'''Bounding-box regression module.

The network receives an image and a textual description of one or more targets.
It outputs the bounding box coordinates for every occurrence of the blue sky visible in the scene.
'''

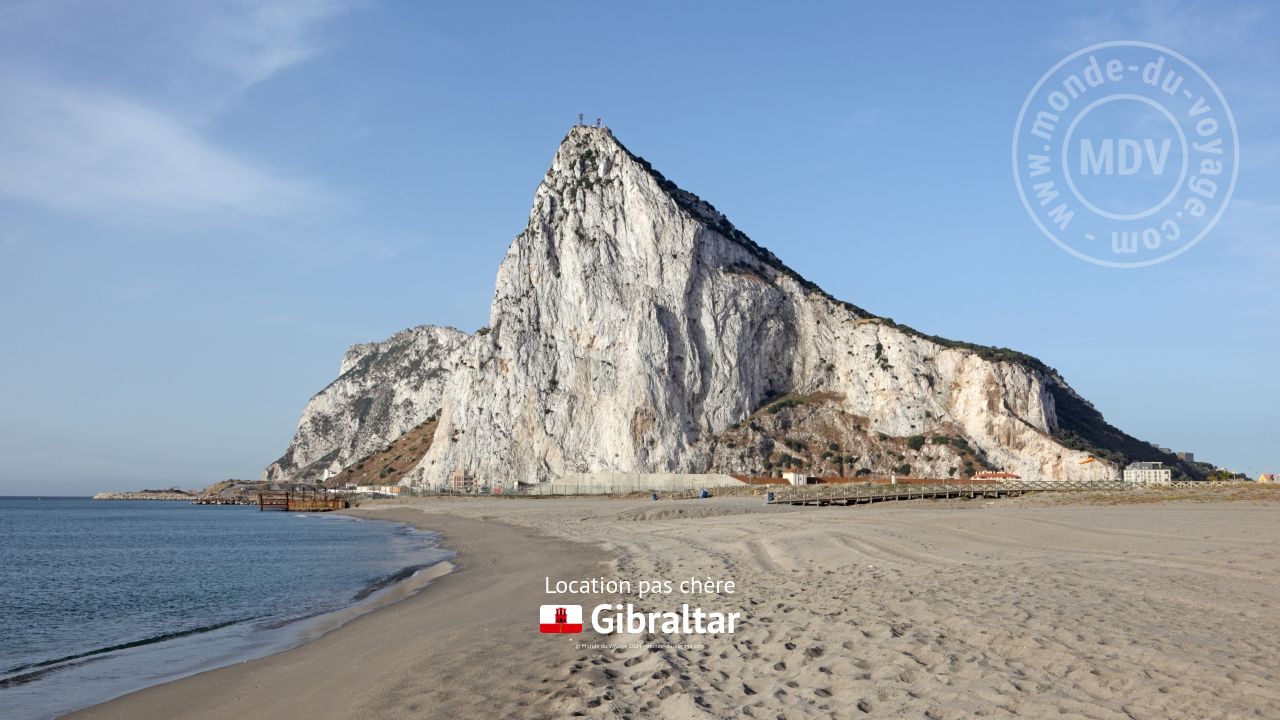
[1,0,1277,494]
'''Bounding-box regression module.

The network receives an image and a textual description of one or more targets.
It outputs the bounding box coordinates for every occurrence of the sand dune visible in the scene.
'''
[71,492,1280,719]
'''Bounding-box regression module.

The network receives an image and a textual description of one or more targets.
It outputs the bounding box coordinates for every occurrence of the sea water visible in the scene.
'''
[0,497,451,719]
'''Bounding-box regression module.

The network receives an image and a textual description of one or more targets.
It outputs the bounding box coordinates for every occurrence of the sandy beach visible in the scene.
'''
[69,488,1280,719]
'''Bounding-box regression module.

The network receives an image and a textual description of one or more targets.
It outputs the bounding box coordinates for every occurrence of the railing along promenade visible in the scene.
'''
[765,481,1133,506]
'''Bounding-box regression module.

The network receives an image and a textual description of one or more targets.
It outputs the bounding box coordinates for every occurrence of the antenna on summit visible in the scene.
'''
[577,113,584,126]
[595,117,601,128]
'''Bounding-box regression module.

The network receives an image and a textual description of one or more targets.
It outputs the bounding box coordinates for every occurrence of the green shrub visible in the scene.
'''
[906,435,926,451]
[766,398,802,414]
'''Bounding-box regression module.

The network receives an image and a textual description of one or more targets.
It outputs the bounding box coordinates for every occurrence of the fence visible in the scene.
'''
[524,472,743,496]
[766,480,1134,506]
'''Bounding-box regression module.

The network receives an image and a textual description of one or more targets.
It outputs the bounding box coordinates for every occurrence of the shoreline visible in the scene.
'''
[64,493,1280,718]
[11,510,449,720]
[12,518,449,687]
[63,506,611,720]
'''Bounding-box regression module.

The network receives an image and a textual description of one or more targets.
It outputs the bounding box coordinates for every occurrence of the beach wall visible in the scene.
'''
[527,472,743,495]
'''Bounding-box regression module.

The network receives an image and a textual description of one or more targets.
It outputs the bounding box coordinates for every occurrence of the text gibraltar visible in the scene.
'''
[591,603,740,635]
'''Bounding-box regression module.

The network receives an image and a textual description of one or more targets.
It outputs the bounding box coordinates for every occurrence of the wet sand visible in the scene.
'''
[65,509,610,720]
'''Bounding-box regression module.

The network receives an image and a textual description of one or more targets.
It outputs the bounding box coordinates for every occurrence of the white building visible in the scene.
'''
[1124,462,1172,486]
[781,470,811,486]
[355,484,404,497]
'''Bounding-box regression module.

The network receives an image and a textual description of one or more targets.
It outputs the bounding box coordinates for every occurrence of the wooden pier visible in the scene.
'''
[257,490,351,512]
[766,481,1131,506]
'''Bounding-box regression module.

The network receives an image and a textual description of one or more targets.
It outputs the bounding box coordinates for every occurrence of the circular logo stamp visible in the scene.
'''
[1012,41,1238,268]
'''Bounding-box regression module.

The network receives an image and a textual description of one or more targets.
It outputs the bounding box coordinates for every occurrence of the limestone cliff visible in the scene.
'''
[263,325,468,483]
[266,126,1197,486]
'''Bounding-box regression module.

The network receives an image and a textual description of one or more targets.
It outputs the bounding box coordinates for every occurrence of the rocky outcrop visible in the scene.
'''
[266,126,1198,487]
[263,325,469,484]
[92,490,193,500]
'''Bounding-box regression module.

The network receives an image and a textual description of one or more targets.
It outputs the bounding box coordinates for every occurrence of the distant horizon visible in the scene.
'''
[3,1,1278,494]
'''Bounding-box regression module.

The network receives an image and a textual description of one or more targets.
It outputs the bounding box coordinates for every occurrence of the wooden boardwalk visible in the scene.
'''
[766,481,1132,506]
[257,491,351,512]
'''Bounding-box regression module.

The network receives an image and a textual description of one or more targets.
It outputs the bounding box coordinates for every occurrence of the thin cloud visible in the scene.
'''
[1217,197,1280,261]
[1054,0,1273,56]
[193,0,359,89]
[0,77,316,217]
[0,0,359,219]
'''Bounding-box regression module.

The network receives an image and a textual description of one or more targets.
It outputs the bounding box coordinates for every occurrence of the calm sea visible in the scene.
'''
[0,497,451,720]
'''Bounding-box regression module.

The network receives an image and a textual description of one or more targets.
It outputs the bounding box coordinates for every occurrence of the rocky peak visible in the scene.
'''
[540,127,798,288]
[264,126,1206,487]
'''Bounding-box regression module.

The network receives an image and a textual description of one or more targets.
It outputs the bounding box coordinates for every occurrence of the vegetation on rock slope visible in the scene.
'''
[323,418,438,488]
